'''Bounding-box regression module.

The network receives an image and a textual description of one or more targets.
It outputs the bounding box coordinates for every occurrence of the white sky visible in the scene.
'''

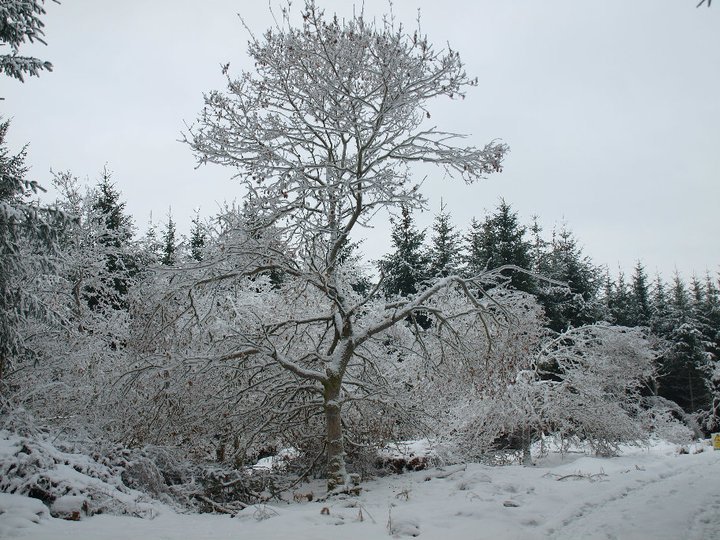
[3,0,719,280]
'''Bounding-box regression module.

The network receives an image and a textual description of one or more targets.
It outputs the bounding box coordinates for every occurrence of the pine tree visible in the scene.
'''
[160,209,177,266]
[0,0,54,82]
[528,215,547,274]
[536,224,600,332]
[141,213,162,265]
[651,274,671,336]
[608,270,633,326]
[657,272,713,416]
[464,217,485,277]
[428,201,461,278]
[380,206,429,298]
[598,267,614,323]
[189,210,206,262]
[701,272,720,430]
[701,273,720,355]
[465,199,533,292]
[630,261,652,327]
[0,119,63,381]
[87,169,136,310]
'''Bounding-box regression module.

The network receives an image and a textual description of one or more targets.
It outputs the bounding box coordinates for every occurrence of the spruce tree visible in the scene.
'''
[0,119,63,381]
[657,272,713,416]
[701,273,720,355]
[141,214,162,265]
[598,268,614,323]
[651,274,671,336]
[160,209,177,266]
[428,201,461,278]
[88,169,136,310]
[701,272,720,430]
[464,217,485,277]
[0,0,54,82]
[536,224,600,332]
[466,199,533,292]
[380,206,429,298]
[630,261,652,327]
[608,270,633,327]
[528,216,547,274]
[189,210,206,262]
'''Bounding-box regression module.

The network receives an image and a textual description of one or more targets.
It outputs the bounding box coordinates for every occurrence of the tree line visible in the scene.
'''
[381,198,719,433]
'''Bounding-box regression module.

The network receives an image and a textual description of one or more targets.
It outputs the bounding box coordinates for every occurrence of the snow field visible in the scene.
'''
[2,439,719,540]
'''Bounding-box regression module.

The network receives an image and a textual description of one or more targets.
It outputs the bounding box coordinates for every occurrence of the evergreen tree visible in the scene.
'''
[140,213,162,265]
[597,267,614,323]
[528,216,547,274]
[701,272,720,430]
[380,206,429,298]
[160,209,177,266]
[464,217,485,277]
[189,210,206,262]
[465,199,533,292]
[608,270,633,327]
[651,273,671,336]
[536,224,600,332]
[630,261,652,327]
[0,0,54,82]
[428,201,461,278]
[50,170,136,349]
[0,119,63,381]
[87,169,136,310]
[701,273,720,356]
[657,272,713,416]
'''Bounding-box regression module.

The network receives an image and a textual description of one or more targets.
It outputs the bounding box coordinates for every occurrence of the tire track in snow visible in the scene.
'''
[546,453,720,540]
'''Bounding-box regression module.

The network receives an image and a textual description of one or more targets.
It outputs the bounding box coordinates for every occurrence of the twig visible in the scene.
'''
[194,494,246,514]
[424,464,467,481]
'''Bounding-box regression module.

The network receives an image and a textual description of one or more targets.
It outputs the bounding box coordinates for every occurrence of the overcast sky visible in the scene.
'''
[3,0,718,280]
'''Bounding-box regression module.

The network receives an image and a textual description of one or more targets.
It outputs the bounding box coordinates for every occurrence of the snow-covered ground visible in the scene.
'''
[2,439,719,540]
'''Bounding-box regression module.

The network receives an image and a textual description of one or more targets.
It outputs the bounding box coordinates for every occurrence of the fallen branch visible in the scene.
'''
[424,464,467,481]
[194,494,247,514]
[543,470,607,482]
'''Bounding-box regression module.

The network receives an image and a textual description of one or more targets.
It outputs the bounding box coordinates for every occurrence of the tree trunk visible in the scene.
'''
[521,426,533,466]
[324,375,349,492]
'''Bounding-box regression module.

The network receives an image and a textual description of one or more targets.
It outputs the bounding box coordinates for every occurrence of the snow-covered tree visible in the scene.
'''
[380,206,429,299]
[630,261,652,327]
[5,170,140,434]
[534,324,657,454]
[528,216,547,275]
[428,201,461,278]
[0,0,54,82]
[451,323,657,461]
[606,269,634,326]
[465,199,533,292]
[412,290,547,462]
[699,272,720,431]
[188,210,206,262]
[537,224,600,332]
[655,273,713,419]
[160,209,177,266]
[0,119,63,385]
[86,169,137,311]
[177,1,507,492]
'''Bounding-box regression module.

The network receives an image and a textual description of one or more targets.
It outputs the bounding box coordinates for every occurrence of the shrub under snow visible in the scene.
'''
[0,426,156,519]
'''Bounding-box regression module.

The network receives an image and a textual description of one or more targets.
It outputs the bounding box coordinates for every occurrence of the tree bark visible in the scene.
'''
[323,374,349,492]
[521,426,533,466]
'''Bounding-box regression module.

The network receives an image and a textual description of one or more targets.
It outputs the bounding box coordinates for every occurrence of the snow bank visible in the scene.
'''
[0,492,49,538]
[2,437,719,540]
[0,429,156,520]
